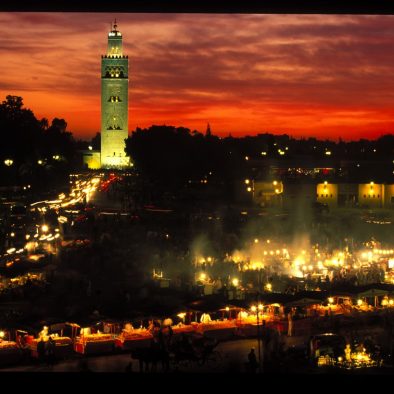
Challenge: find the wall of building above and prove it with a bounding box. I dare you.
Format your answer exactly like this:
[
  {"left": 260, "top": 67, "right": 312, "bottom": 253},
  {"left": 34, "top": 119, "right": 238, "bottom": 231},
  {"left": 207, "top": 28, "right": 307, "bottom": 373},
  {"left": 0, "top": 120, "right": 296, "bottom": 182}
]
[
  {"left": 100, "top": 29, "right": 130, "bottom": 169},
  {"left": 384, "top": 184, "right": 394, "bottom": 208},
  {"left": 358, "top": 183, "right": 384, "bottom": 208},
  {"left": 253, "top": 181, "right": 283, "bottom": 207},
  {"left": 337, "top": 183, "right": 358, "bottom": 207},
  {"left": 282, "top": 183, "right": 316, "bottom": 209},
  {"left": 82, "top": 151, "right": 101, "bottom": 170},
  {"left": 239, "top": 181, "right": 394, "bottom": 209},
  {"left": 100, "top": 76, "right": 129, "bottom": 168},
  {"left": 316, "top": 182, "right": 338, "bottom": 208}
]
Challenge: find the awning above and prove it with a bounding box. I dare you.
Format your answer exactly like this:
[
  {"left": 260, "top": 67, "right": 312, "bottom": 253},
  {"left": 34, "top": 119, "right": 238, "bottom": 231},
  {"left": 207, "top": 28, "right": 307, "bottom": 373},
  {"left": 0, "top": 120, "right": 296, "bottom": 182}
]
[
  {"left": 357, "top": 288, "right": 388, "bottom": 298},
  {"left": 285, "top": 298, "right": 323, "bottom": 307},
  {"left": 187, "top": 296, "right": 228, "bottom": 312}
]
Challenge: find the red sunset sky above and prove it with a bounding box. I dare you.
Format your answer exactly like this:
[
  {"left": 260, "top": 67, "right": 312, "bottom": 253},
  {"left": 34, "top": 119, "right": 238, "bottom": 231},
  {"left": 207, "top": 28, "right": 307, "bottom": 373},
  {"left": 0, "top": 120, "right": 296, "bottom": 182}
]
[{"left": 1, "top": 13, "right": 394, "bottom": 141}]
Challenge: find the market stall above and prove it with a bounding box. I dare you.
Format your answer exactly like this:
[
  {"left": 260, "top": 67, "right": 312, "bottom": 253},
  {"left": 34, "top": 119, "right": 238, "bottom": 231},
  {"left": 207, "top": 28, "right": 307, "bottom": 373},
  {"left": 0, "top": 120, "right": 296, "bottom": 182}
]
[
  {"left": 28, "top": 336, "right": 73, "bottom": 359},
  {"left": 0, "top": 338, "right": 22, "bottom": 366},
  {"left": 233, "top": 303, "right": 283, "bottom": 337},
  {"left": 74, "top": 328, "right": 115, "bottom": 355},
  {"left": 172, "top": 322, "right": 196, "bottom": 336},
  {"left": 198, "top": 319, "right": 238, "bottom": 340},
  {"left": 26, "top": 325, "right": 73, "bottom": 359},
  {"left": 114, "top": 323, "right": 153, "bottom": 351}
]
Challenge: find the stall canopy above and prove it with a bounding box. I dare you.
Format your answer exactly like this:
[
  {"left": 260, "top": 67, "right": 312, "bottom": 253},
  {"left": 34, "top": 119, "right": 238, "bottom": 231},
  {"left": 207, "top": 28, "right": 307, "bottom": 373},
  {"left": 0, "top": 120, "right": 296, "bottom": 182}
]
[
  {"left": 285, "top": 298, "right": 323, "bottom": 308},
  {"left": 293, "top": 291, "right": 328, "bottom": 301},
  {"left": 49, "top": 323, "right": 68, "bottom": 332},
  {"left": 187, "top": 295, "right": 228, "bottom": 312},
  {"left": 225, "top": 299, "right": 249, "bottom": 310},
  {"left": 357, "top": 288, "right": 388, "bottom": 298},
  {"left": 259, "top": 293, "right": 294, "bottom": 305}
]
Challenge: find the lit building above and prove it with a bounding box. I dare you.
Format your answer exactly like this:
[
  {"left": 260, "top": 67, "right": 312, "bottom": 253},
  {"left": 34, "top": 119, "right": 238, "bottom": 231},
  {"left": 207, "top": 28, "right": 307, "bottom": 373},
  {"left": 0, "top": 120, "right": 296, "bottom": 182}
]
[
  {"left": 253, "top": 181, "right": 284, "bottom": 207},
  {"left": 384, "top": 184, "right": 394, "bottom": 207},
  {"left": 359, "top": 182, "right": 383, "bottom": 208},
  {"left": 240, "top": 180, "right": 394, "bottom": 209},
  {"left": 100, "top": 20, "right": 130, "bottom": 169},
  {"left": 81, "top": 150, "right": 101, "bottom": 170},
  {"left": 316, "top": 182, "right": 338, "bottom": 208}
]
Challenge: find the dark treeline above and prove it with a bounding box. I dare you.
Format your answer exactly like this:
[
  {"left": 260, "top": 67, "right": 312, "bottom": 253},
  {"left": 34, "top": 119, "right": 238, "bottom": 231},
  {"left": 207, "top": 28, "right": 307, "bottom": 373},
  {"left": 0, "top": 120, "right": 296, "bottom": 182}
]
[
  {"left": 125, "top": 125, "right": 246, "bottom": 189},
  {"left": 125, "top": 125, "right": 394, "bottom": 190},
  {"left": 0, "top": 95, "right": 87, "bottom": 189},
  {"left": 2, "top": 94, "right": 394, "bottom": 191}
]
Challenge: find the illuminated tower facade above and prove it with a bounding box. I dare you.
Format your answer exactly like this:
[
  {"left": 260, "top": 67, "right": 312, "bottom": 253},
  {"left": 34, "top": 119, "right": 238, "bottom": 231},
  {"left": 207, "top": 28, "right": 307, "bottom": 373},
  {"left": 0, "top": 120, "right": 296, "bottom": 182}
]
[{"left": 100, "top": 20, "right": 130, "bottom": 168}]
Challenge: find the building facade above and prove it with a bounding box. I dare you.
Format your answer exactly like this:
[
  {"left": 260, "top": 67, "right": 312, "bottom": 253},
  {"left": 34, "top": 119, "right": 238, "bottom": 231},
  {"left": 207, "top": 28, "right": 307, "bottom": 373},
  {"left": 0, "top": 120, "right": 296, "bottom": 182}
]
[
  {"left": 243, "top": 180, "right": 394, "bottom": 209},
  {"left": 100, "top": 21, "right": 130, "bottom": 169}
]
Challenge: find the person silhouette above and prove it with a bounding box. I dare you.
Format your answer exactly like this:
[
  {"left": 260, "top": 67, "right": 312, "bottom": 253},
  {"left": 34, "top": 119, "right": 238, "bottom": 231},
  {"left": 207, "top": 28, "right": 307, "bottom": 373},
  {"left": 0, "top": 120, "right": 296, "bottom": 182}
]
[{"left": 247, "top": 348, "right": 258, "bottom": 373}]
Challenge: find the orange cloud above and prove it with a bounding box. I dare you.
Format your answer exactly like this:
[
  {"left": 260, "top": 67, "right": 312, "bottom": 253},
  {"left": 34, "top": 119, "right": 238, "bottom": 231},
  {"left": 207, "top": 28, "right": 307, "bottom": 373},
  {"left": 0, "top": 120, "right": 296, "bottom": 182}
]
[{"left": 1, "top": 13, "right": 394, "bottom": 140}]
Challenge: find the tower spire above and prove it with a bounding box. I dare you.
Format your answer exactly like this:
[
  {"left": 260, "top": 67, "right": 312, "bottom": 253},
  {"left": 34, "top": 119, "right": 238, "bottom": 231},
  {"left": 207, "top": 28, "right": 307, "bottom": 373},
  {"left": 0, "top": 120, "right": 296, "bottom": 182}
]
[
  {"left": 113, "top": 18, "right": 118, "bottom": 31},
  {"left": 206, "top": 122, "right": 211, "bottom": 137}
]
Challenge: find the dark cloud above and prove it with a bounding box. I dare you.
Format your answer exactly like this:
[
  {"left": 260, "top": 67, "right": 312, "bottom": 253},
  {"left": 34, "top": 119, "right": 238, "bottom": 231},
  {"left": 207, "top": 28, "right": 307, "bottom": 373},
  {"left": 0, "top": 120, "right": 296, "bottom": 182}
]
[{"left": 1, "top": 13, "right": 394, "bottom": 139}]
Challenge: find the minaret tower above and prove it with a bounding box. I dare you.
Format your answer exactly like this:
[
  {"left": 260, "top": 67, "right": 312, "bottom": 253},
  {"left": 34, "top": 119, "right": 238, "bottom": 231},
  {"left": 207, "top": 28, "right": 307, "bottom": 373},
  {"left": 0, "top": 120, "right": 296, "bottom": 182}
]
[{"left": 100, "top": 20, "right": 130, "bottom": 168}]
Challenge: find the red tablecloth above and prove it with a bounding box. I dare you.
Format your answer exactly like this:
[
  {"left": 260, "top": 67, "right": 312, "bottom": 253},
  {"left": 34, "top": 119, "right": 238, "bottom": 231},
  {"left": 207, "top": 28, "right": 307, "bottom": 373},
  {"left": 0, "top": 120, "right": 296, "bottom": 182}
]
[
  {"left": 74, "top": 339, "right": 115, "bottom": 355},
  {"left": 115, "top": 336, "right": 152, "bottom": 350}
]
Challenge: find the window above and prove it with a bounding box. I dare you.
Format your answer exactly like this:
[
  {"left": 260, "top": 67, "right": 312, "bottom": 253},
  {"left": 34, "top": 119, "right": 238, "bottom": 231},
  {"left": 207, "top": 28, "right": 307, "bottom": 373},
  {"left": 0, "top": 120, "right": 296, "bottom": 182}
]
[
  {"left": 378, "top": 194, "right": 380, "bottom": 198},
  {"left": 330, "top": 194, "right": 333, "bottom": 198},
  {"left": 364, "top": 194, "right": 366, "bottom": 198},
  {"left": 321, "top": 194, "right": 324, "bottom": 198}
]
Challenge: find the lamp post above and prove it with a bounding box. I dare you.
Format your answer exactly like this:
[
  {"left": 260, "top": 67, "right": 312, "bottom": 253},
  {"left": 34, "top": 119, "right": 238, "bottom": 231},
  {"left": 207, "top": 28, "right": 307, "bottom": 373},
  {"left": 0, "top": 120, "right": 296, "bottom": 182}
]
[
  {"left": 245, "top": 179, "right": 255, "bottom": 201},
  {"left": 257, "top": 303, "right": 264, "bottom": 373},
  {"left": 252, "top": 303, "right": 264, "bottom": 373}
]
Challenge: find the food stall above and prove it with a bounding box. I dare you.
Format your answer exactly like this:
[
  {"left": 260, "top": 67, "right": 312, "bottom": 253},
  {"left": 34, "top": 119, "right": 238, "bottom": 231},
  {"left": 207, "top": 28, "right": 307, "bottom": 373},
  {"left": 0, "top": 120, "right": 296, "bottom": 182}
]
[
  {"left": 187, "top": 309, "right": 238, "bottom": 340},
  {"left": 74, "top": 327, "right": 115, "bottom": 355},
  {"left": 28, "top": 336, "right": 73, "bottom": 359},
  {"left": 172, "top": 323, "right": 196, "bottom": 335},
  {"left": 114, "top": 323, "right": 153, "bottom": 351},
  {"left": 198, "top": 319, "right": 238, "bottom": 340},
  {"left": 356, "top": 288, "right": 389, "bottom": 309},
  {"left": 26, "top": 325, "right": 73, "bottom": 359},
  {"left": 0, "top": 331, "right": 22, "bottom": 366},
  {"left": 232, "top": 301, "right": 284, "bottom": 337}
]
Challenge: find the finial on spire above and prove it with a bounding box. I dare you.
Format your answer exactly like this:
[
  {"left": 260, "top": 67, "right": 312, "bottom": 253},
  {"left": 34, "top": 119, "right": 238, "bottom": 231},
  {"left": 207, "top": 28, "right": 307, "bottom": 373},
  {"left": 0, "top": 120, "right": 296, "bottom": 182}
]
[{"left": 113, "top": 18, "right": 118, "bottom": 31}]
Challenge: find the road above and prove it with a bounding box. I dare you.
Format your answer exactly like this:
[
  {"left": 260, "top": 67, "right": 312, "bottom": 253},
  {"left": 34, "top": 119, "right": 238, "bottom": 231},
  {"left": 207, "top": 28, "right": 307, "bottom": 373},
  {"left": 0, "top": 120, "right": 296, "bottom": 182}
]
[{"left": 1, "top": 338, "right": 264, "bottom": 373}]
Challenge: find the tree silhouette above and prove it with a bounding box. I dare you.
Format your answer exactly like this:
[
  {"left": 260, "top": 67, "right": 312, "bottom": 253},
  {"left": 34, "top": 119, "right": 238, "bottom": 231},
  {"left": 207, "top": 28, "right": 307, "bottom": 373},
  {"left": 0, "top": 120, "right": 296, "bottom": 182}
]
[{"left": 0, "top": 95, "right": 78, "bottom": 188}]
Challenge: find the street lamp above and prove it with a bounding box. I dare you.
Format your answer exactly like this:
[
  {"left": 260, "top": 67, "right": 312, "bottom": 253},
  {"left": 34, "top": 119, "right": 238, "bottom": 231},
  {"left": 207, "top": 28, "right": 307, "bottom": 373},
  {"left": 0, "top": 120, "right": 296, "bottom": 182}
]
[
  {"left": 4, "top": 159, "right": 13, "bottom": 166},
  {"left": 251, "top": 303, "right": 264, "bottom": 373},
  {"left": 246, "top": 179, "right": 255, "bottom": 200}
]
